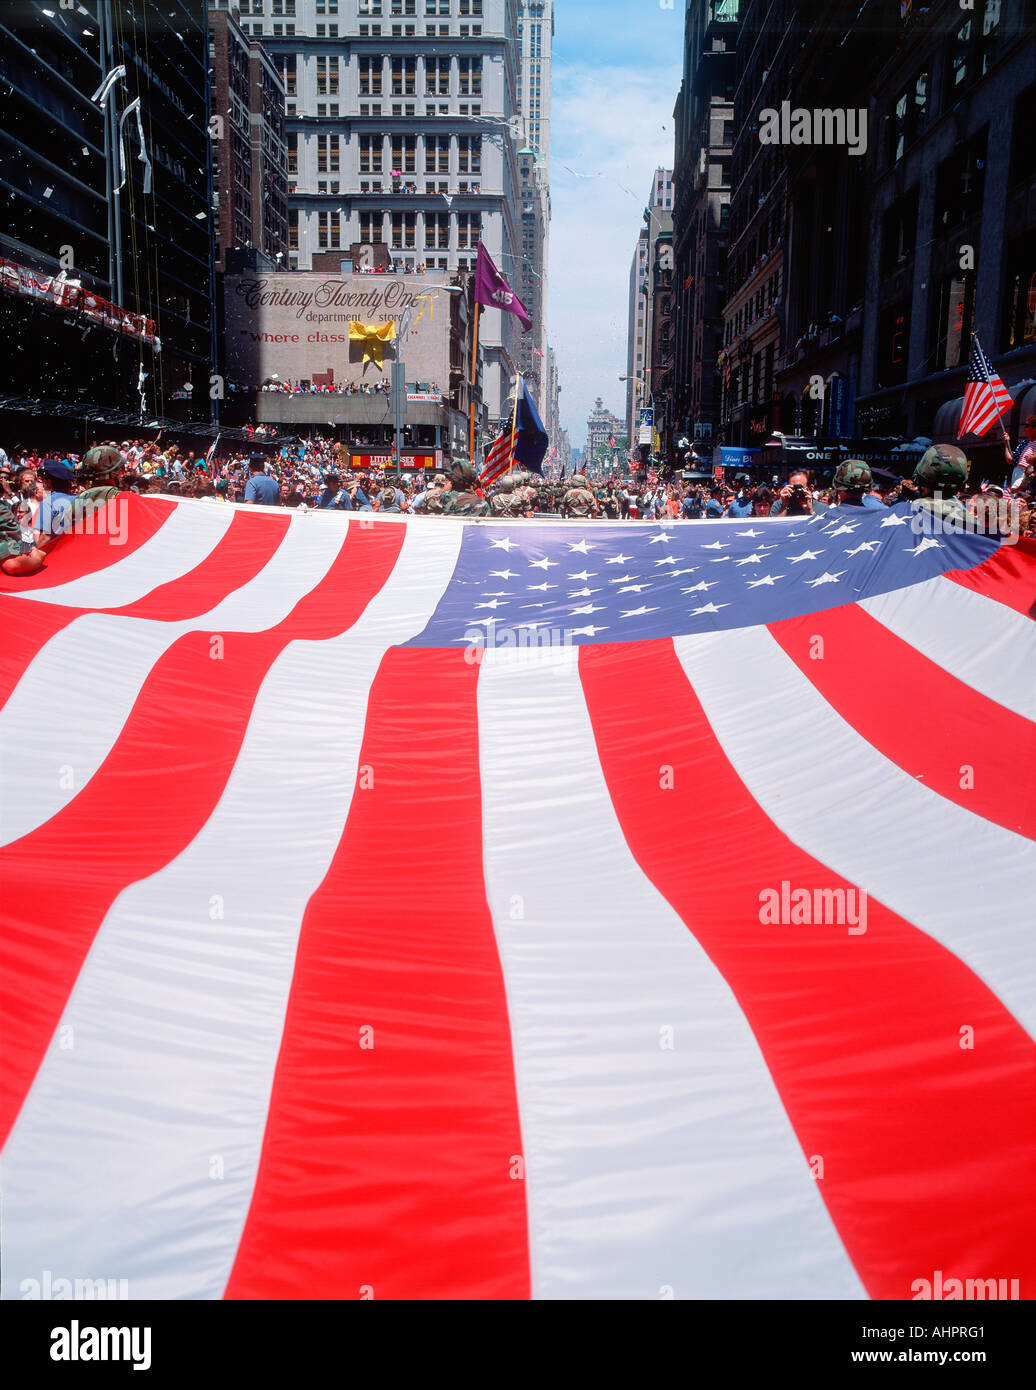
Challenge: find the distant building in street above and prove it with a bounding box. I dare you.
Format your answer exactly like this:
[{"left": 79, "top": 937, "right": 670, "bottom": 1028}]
[
  {"left": 585, "top": 395, "right": 625, "bottom": 474},
  {"left": 209, "top": 5, "right": 290, "bottom": 273},
  {"left": 253, "top": 0, "right": 523, "bottom": 425},
  {"left": 513, "top": 1, "right": 553, "bottom": 423}
]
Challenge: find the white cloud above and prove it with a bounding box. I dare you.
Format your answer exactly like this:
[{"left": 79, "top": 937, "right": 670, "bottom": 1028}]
[{"left": 548, "top": 62, "right": 680, "bottom": 445}]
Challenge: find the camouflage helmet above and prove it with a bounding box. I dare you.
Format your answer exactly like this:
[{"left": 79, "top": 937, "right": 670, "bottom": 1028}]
[
  {"left": 569, "top": 473, "right": 588, "bottom": 489},
  {"left": 833, "top": 458, "right": 873, "bottom": 492},
  {"left": 80, "top": 444, "right": 122, "bottom": 477},
  {"left": 914, "top": 444, "right": 968, "bottom": 492},
  {"left": 451, "top": 460, "right": 478, "bottom": 489},
  {"left": 508, "top": 470, "right": 535, "bottom": 490}
]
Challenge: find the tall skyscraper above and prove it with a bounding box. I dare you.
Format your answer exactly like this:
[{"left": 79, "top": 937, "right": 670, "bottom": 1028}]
[{"left": 257, "top": 0, "right": 524, "bottom": 422}]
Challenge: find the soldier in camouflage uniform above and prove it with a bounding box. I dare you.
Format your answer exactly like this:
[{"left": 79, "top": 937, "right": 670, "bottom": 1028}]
[
  {"left": 911, "top": 444, "right": 968, "bottom": 521},
  {"left": 561, "top": 472, "right": 599, "bottom": 519},
  {"left": 73, "top": 445, "right": 123, "bottom": 522},
  {"left": 440, "top": 461, "right": 489, "bottom": 517},
  {"left": 490, "top": 470, "right": 539, "bottom": 518},
  {"left": 831, "top": 458, "right": 884, "bottom": 509}
]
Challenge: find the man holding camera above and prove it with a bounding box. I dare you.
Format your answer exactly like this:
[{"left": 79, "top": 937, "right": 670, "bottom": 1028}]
[{"left": 769, "top": 470, "right": 815, "bottom": 517}]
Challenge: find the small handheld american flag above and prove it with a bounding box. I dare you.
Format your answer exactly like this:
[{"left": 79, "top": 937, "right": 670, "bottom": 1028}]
[
  {"left": 480, "top": 428, "right": 515, "bottom": 485},
  {"left": 958, "top": 337, "right": 1013, "bottom": 439}
]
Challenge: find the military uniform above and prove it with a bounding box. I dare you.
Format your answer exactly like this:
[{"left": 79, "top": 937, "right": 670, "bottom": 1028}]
[
  {"left": 440, "top": 461, "right": 489, "bottom": 517},
  {"left": 562, "top": 473, "right": 598, "bottom": 518},
  {"left": 72, "top": 445, "right": 122, "bottom": 521},
  {"left": 832, "top": 458, "right": 884, "bottom": 508},
  {"left": 911, "top": 444, "right": 968, "bottom": 521},
  {"left": 0, "top": 499, "right": 24, "bottom": 563}
]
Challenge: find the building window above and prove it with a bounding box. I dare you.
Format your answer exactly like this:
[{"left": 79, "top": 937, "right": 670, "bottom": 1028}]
[
  {"left": 456, "top": 212, "right": 480, "bottom": 249},
  {"left": 457, "top": 135, "right": 481, "bottom": 174},
  {"left": 360, "top": 211, "right": 384, "bottom": 243},
  {"left": 881, "top": 189, "right": 918, "bottom": 272},
  {"left": 425, "top": 135, "right": 449, "bottom": 173},
  {"left": 391, "top": 136, "right": 417, "bottom": 173},
  {"left": 359, "top": 56, "right": 382, "bottom": 95},
  {"left": 391, "top": 211, "right": 416, "bottom": 248},
  {"left": 458, "top": 56, "right": 482, "bottom": 96},
  {"left": 360, "top": 134, "right": 383, "bottom": 173},
  {"left": 425, "top": 211, "right": 449, "bottom": 248},
  {"left": 288, "top": 209, "right": 298, "bottom": 249},
  {"left": 425, "top": 55, "right": 450, "bottom": 95},
  {"left": 391, "top": 56, "right": 417, "bottom": 95},
  {"left": 934, "top": 129, "right": 987, "bottom": 235},
  {"left": 931, "top": 273, "right": 975, "bottom": 371}
]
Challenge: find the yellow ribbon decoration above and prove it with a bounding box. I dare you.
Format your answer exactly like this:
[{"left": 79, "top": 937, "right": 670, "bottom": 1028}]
[{"left": 349, "top": 320, "right": 396, "bottom": 369}]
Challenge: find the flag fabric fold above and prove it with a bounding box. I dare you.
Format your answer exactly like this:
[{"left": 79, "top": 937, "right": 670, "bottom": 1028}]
[{"left": 1, "top": 496, "right": 1033, "bottom": 1302}]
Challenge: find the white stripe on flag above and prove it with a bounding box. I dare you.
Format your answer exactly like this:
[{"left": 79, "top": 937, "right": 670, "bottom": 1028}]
[
  {"left": 0, "top": 525, "right": 464, "bottom": 1301},
  {"left": 476, "top": 648, "right": 866, "bottom": 1300},
  {"left": 0, "top": 512, "right": 340, "bottom": 847},
  {"left": 673, "top": 625, "right": 1036, "bottom": 1043},
  {"left": 860, "top": 576, "right": 1036, "bottom": 721},
  {"left": 11, "top": 499, "right": 231, "bottom": 610}
]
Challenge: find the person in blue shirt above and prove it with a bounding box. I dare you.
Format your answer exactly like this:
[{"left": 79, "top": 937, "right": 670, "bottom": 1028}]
[
  {"left": 243, "top": 456, "right": 280, "bottom": 505},
  {"left": 316, "top": 473, "right": 352, "bottom": 509},
  {"left": 705, "top": 488, "right": 726, "bottom": 518},
  {"left": 727, "top": 474, "right": 755, "bottom": 518},
  {"left": 34, "top": 458, "right": 77, "bottom": 542}
]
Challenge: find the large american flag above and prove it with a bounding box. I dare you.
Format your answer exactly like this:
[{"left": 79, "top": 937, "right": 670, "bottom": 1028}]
[
  {"left": 958, "top": 338, "right": 1014, "bottom": 438},
  {"left": 1, "top": 495, "right": 1033, "bottom": 1300}
]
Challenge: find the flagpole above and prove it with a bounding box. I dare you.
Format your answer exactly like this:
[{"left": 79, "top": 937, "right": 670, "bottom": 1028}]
[
  {"left": 468, "top": 299, "right": 480, "bottom": 463},
  {"left": 507, "top": 373, "right": 520, "bottom": 476},
  {"left": 972, "top": 333, "right": 1013, "bottom": 462}
]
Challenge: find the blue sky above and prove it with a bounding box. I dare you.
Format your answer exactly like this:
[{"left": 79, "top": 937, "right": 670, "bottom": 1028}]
[{"left": 548, "top": 0, "right": 684, "bottom": 445}]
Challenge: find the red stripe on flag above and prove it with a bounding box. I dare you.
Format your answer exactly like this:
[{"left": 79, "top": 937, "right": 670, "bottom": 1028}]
[
  {"left": 0, "top": 522, "right": 404, "bottom": 1150},
  {"left": 769, "top": 605, "right": 1035, "bottom": 839},
  {"left": 0, "top": 495, "right": 173, "bottom": 594},
  {"left": 0, "top": 511, "right": 291, "bottom": 713},
  {"left": 943, "top": 538, "right": 1036, "bottom": 619},
  {"left": 224, "top": 647, "right": 530, "bottom": 1301},
  {"left": 579, "top": 638, "right": 1036, "bottom": 1301}
]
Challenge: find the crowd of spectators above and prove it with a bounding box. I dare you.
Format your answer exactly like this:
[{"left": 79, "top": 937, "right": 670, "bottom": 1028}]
[{"left": 2, "top": 432, "right": 1033, "bottom": 576}]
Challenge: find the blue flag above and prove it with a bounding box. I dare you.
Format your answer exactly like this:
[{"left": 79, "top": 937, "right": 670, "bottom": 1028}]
[{"left": 514, "top": 378, "right": 548, "bottom": 474}]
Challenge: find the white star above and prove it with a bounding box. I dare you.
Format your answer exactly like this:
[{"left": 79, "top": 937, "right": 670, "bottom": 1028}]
[
  {"left": 570, "top": 625, "right": 608, "bottom": 637},
  {"left": 736, "top": 528, "right": 763, "bottom": 537},
  {"left": 521, "top": 602, "right": 550, "bottom": 609},
  {"left": 648, "top": 532, "right": 673, "bottom": 544},
  {"left": 668, "top": 567, "right": 699, "bottom": 577},
  {"left": 481, "top": 591, "right": 513, "bottom": 597},
  {"left": 805, "top": 571, "right": 847, "bottom": 588},
  {"left": 529, "top": 556, "right": 558, "bottom": 570},
  {"left": 734, "top": 554, "right": 764, "bottom": 566},
  {"left": 620, "top": 605, "right": 659, "bottom": 617},
  {"left": 845, "top": 540, "right": 881, "bottom": 556},
  {"left": 468, "top": 615, "right": 502, "bottom": 626},
  {"left": 609, "top": 574, "right": 638, "bottom": 584},
  {"left": 690, "top": 602, "right": 729, "bottom": 615},
  {"left": 568, "top": 569, "right": 596, "bottom": 581},
  {"left": 787, "top": 549, "right": 824, "bottom": 563},
  {"left": 570, "top": 603, "right": 604, "bottom": 615},
  {"left": 753, "top": 543, "right": 778, "bottom": 552},
  {"left": 824, "top": 522, "right": 860, "bottom": 538},
  {"left": 807, "top": 512, "right": 827, "bottom": 524},
  {"left": 880, "top": 512, "right": 909, "bottom": 528},
  {"left": 515, "top": 620, "right": 545, "bottom": 629},
  {"left": 490, "top": 569, "right": 518, "bottom": 580},
  {"left": 654, "top": 555, "right": 679, "bottom": 566},
  {"left": 701, "top": 540, "right": 729, "bottom": 550},
  {"left": 567, "top": 540, "right": 593, "bottom": 554},
  {"left": 681, "top": 581, "right": 716, "bottom": 593},
  {"left": 605, "top": 553, "right": 632, "bottom": 565},
  {"left": 568, "top": 587, "right": 602, "bottom": 597},
  {"left": 489, "top": 537, "right": 517, "bottom": 551},
  {"left": 910, "top": 537, "right": 944, "bottom": 555},
  {"left": 786, "top": 530, "right": 806, "bottom": 538},
  {"left": 710, "top": 556, "right": 732, "bottom": 563},
  {"left": 746, "top": 574, "right": 785, "bottom": 588},
  {"left": 618, "top": 583, "right": 650, "bottom": 593},
  {"left": 474, "top": 599, "right": 507, "bottom": 609},
  {"left": 528, "top": 581, "right": 558, "bottom": 591}
]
